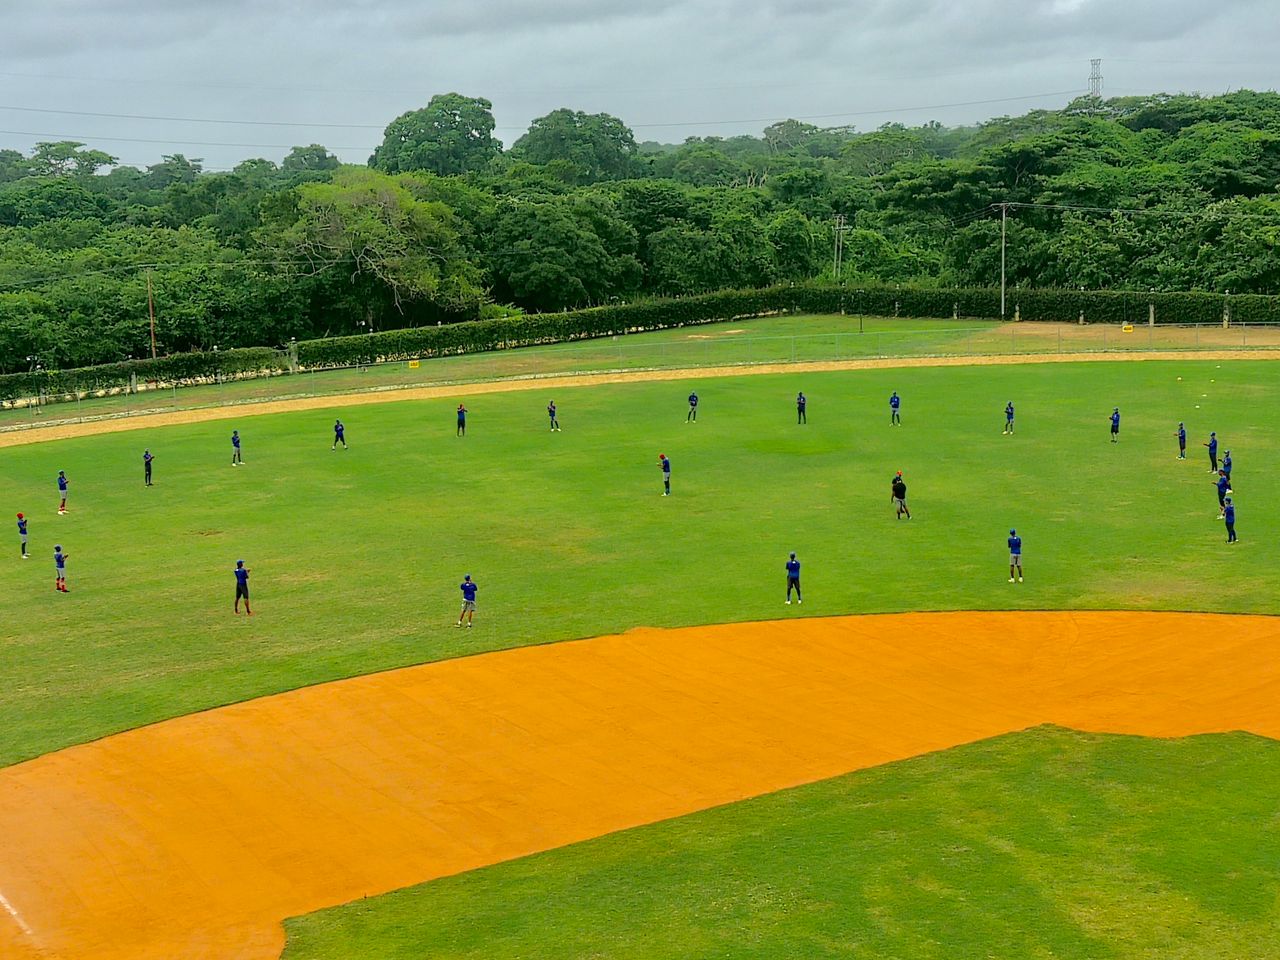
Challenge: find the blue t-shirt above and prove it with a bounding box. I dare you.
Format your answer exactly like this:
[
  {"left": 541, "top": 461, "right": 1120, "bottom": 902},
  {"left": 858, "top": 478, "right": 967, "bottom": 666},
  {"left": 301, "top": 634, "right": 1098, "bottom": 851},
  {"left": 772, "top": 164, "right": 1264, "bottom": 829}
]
[
  {"left": 1209, "top": 437, "right": 1218, "bottom": 454},
  {"left": 786, "top": 559, "right": 800, "bottom": 578},
  {"left": 1008, "top": 536, "right": 1022, "bottom": 555},
  {"left": 144, "top": 452, "right": 153, "bottom": 465},
  {"left": 1006, "top": 403, "right": 1014, "bottom": 420},
  {"left": 797, "top": 394, "right": 806, "bottom": 409},
  {"left": 335, "top": 422, "right": 344, "bottom": 435},
  {"left": 661, "top": 458, "right": 671, "bottom": 474},
  {"left": 547, "top": 403, "right": 556, "bottom": 418},
  {"left": 1225, "top": 504, "right": 1236, "bottom": 523},
  {"left": 890, "top": 394, "right": 900, "bottom": 409},
  {"left": 232, "top": 433, "right": 241, "bottom": 448},
  {"left": 1111, "top": 412, "right": 1120, "bottom": 428},
  {"left": 457, "top": 407, "right": 466, "bottom": 422},
  {"left": 1223, "top": 455, "right": 1232, "bottom": 474},
  {"left": 461, "top": 580, "right": 478, "bottom": 601},
  {"left": 55, "top": 551, "right": 66, "bottom": 569},
  {"left": 688, "top": 394, "right": 698, "bottom": 407},
  {"left": 58, "top": 475, "right": 68, "bottom": 492},
  {"left": 17, "top": 518, "right": 27, "bottom": 538},
  {"left": 1217, "top": 476, "right": 1230, "bottom": 495},
  {"left": 235, "top": 567, "right": 249, "bottom": 585},
  {"left": 1178, "top": 427, "right": 1186, "bottom": 444}
]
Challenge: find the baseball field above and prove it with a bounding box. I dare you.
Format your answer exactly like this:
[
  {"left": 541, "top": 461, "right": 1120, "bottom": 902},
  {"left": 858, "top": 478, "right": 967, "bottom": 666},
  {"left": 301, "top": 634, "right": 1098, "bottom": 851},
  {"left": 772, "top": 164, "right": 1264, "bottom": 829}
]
[{"left": 0, "top": 319, "right": 1277, "bottom": 959}]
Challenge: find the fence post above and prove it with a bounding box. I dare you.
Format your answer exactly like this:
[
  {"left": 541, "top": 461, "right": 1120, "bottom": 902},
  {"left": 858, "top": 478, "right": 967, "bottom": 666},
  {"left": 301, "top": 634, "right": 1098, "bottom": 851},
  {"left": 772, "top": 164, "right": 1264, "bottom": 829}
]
[{"left": 288, "top": 338, "right": 299, "bottom": 374}]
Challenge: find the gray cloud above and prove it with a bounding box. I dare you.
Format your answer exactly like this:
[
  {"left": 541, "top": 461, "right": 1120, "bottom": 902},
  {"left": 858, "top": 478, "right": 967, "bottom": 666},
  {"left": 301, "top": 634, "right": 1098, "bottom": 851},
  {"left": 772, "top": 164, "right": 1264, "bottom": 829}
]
[{"left": 0, "top": 0, "right": 1276, "bottom": 169}]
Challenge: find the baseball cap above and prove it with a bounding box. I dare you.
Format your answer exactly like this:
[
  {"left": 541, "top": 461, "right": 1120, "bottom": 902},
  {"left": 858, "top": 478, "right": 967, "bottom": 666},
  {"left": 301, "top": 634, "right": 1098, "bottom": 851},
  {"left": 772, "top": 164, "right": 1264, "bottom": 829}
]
[
  {"left": 1010, "top": 529, "right": 1016, "bottom": 535},
  {"left": 16, "top": 512, "right": 22, "bottom": 519},
  {"left": 55, "top": 544, "right": 61, "bottom": 551}
]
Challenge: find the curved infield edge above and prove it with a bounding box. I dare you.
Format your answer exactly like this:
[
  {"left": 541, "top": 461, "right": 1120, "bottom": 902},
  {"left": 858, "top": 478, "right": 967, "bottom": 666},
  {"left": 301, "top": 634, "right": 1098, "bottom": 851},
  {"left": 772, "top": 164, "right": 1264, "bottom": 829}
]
[{"left": 0, "top": 610, "right": 1277, "bottom": 959}]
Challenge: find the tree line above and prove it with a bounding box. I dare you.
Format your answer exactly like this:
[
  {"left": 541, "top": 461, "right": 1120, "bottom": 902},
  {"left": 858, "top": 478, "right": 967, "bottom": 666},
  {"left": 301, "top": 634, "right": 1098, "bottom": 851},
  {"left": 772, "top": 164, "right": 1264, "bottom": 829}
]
[{"left": 3, "top": 89, "right": 1280, "bottom": 371}]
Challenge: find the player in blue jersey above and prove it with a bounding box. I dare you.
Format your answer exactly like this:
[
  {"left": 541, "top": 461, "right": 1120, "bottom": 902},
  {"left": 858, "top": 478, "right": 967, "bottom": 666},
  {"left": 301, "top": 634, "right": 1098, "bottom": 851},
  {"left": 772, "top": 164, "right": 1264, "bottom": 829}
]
[
  {"left": 456, "top": 403, "right": 467, "bottom": 437},
  {"left": 1203, "top": 431, "right": 1218, "bottom": 472},
  {"left": 1213, "top": 470, "right": 1231, "bottom": 519},
  {"left": 231, "top": 430, "right": 243, "bottom": 466},
  {"left": 1003, "top": 401, "right": 1015, "bottom": 435},
  {"left": 796, "top": 392, "right": 807, "bottom": 425},
  {"left": 1176, "top": 422, "right": 1186, "bottom": 459},
  {"left": 143, "top": 449, "right": 154, "bottom": 486},
  {"left": 57, "top": 470, "right": 69, "bottom": 514},
  {"left": 17, "top": 513, "right": 28, "bottom": 559},
  {"left": 234, "top": 559, "right": 252, "bottom": 615},
  {"left": 54, "top": 544, "right": 68, "bottom": 592},
  {"left": 1007, "top": 529, "right": 1023, "bottom": 583},
  {"left": 658, "top": 453, "right": 671, "bottom": 496},
  {"left": 686, "top": 391, "right": 699, "bottom": 422},
  {"left": 333, "top": 419, "right": 347, "bottom": 450},
  {"left": 1224, "top": 497, "right": 1238, "bottom": 543},
  {"left": 547, "top": 400, "right": 560, "bottom": 432},
  {"left": 456, "top": 574, "right": 478, "bottom": 627},
  {"left": 785, "top": 552, "right": 802, "bottom": 604},
  {"left": 890, "top": 391, "right": 901, "bottom": 425},
  {"left": 1109, "top": 408, "right": 1120, "bottom": 442},
  {"left": 1222, "top": 449, "right": 1232, "bottom": 482}
]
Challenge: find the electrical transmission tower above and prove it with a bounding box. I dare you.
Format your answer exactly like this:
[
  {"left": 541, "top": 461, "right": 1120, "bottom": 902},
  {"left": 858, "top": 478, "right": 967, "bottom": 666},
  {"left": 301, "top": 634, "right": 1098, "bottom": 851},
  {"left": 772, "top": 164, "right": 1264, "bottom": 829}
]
[
  {"left": 1089, "top": 59, "right": 1103, "bottom": 100},
  {"left": 832, "top": 214, "right": 849, "bottom": 279}
]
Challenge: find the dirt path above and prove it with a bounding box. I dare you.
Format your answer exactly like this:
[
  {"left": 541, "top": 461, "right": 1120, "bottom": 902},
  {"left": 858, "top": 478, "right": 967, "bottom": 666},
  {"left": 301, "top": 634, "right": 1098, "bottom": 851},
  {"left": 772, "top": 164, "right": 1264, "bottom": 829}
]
[
  {"left": 0, "top": 611, "right": 1275, "bottom": 960},
  {"left": 0, "top": 349, "right": 1269, "bottom": 448}
]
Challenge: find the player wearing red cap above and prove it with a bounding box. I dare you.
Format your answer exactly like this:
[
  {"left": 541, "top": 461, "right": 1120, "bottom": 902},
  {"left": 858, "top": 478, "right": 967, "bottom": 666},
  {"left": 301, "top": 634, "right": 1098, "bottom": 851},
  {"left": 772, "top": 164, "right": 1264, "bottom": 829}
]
[
  {"left": 17, "top": 513, "right": 28, "bottom": 559},
  {"left": 658, "top": 453, "right": 671, "bottom": 496}
]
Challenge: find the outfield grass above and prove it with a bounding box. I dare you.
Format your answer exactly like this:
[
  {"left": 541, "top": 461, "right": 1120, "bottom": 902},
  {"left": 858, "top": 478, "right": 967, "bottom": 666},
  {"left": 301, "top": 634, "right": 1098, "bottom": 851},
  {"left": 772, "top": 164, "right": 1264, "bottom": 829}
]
[
  {"left": 0, "top": 315, "right": 996, "bottom": 431},
  {"left": 0, "top": 358, "right": 1274, "bottom": 766},
  {"left": 281, "top": 726, "right": 1280, "bottom": 960}
]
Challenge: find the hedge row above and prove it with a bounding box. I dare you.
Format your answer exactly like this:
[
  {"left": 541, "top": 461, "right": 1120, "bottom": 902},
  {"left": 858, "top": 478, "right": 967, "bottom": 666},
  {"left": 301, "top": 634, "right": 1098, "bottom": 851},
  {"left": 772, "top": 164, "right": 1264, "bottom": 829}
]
[
  {"left": 1, "top": 284, "right": 1271, "bottom": 403},
  {"left": 0, "top": 347, "right": 285, "bottom": 403}
]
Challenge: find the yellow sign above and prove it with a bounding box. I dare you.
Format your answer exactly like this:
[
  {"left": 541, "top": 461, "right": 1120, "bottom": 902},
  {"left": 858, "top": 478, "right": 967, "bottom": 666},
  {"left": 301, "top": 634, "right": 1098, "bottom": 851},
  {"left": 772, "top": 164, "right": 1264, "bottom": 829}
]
[
  {"left": 1122, "top": 324, "right": 1134, "bottom": 333},
  {"left": 408, "top": 360, "right": 421, "bottom": 369}
]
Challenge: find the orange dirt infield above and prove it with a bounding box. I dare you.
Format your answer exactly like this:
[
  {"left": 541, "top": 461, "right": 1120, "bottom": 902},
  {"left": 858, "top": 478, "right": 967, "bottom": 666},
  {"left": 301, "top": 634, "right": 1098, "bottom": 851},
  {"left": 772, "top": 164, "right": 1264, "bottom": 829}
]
[{"left": 1, "top": 611, "right": 1277, "bottom": 959}]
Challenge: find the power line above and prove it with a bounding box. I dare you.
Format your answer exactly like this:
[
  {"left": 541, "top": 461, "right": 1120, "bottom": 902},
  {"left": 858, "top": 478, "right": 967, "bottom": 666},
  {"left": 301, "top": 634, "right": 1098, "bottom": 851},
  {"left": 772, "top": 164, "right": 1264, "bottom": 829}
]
[{"left": 0, "top": 103, "right": 385, "bottom": 130}]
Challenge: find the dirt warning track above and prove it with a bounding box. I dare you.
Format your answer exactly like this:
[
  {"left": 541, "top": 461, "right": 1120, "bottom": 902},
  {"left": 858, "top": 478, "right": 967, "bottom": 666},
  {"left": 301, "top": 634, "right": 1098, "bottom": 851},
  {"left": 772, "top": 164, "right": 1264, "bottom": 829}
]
[{"left": 0, "top": 611, "right": 1277, "bottom": 959}]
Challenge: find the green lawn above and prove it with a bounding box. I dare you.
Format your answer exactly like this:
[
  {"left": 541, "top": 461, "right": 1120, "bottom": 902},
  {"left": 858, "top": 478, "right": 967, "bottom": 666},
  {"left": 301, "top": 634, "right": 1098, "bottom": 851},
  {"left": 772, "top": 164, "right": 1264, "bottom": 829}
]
[
  {"left": 0, "top": 358, "right": 1273, "bottom": 766},
  {"left": 282, "top": 726, "right": 1280, "bottom": 960},
  {"left": 0, "top": 314, "right": 998, "bottom": 431}
]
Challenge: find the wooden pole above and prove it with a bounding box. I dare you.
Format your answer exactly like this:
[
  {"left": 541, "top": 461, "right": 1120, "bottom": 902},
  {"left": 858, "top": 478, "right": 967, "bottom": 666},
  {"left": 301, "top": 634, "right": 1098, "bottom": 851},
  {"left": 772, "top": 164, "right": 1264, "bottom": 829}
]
[{"left": 147, "top": 270, "right": 158, "bottom": 360}]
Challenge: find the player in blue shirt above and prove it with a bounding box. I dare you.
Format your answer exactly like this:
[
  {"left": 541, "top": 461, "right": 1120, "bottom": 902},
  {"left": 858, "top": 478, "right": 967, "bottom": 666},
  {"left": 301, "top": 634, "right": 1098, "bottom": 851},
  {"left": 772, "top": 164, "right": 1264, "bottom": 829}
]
[
  {"left": 456, "top": 574, "right": 478, "bottom": 627},
  {"left": 1176, "top": 422, "right": 1186, "bottom": 460},
  {"left": 1224, "top": 497, "right": 1238, "bottom": 543},
  {"left": 658, "top": 453, "right": 671, "bottom": 496},
  {"left": 456, "top": 403, "right": 467, "bottom": 437},
  {"left": 143, "top": 449, "right": 154, "bottom": 486},
  {"left": 785, "top": 552, "right": 802, "bottom": 604},
  {"left": 1003, "top": 401, "right": 1015, "bottom": 435},
  {"left": 547, "top": 400, "right": 560, "bottom": 432},
  {"left": 1203, "top": 431, "right": 1218, "bottom": 472},
  {"left": 1109, "top": 408, "right": 1120, "bottom": 442},
  {"left": 231, "top": 430, "right": 243, "bottom": 466},
  {"left": 333, "top": 419, "right": 347, "bottom": 450},
  {"left": 1007, "top": 529, "right": 1023, "bottom": 583},
  {"left": 234, "top": 559, "right": 252, "bottom": 615},
  {"left": 57, "top": 470, "right": 69, "bottom": 514},
  {"left": 796, "top": 392, "right": 807, "bottom": 425},
  {"left": 17, "top": 513, "right": 28, "bottom": 559},
  {"left": 890, "top": 391, "right": 901, "bottom": 425},
  {"left": 1222, "top": 449, "right": 1232, "bottom": 482},
  {"left": 686, "top": 392, "right": 699, "bottom": 422},
  {"left": 1213, "top": 470, "right": 1231, "bottom": 519},
  {"left": 54, "top": 544, "right": 68, "bottom": 592}
]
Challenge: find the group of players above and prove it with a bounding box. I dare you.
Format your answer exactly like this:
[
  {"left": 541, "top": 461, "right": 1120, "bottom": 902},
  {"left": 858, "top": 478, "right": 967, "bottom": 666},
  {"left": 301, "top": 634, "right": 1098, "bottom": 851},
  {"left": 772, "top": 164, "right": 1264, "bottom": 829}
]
[{"left": 12, "top": 381, "right": 1240, "bottom": 615}]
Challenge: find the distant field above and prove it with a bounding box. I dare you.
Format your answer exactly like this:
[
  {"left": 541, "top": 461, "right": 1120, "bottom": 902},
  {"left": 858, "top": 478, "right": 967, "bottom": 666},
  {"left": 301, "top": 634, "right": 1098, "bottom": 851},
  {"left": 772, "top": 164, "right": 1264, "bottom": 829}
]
[
  {"left": 283, "top": 727, "right": 1280, "bottom": 960},
  {"left": 5, "top": 313, "right": 1274, "bottom": 433},
  {"left": 1, "top": 358, "right": 1273, "bottom": 766}
]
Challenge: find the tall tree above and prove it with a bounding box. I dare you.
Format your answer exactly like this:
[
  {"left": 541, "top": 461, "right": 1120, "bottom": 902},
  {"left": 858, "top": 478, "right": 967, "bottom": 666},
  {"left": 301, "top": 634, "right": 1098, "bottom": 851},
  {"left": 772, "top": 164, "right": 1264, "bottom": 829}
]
[
  {"left": 370, "top": 94, "right": 499, "bottom": 176},
  {"left": 283, "top": 144, "right": 340, "bottom": 173},
  {"left": 29, "top": 141, "right": 117, "bottom": 178},
  {"left": 511, "top": 109, "right": 638, "bottom": 184}
]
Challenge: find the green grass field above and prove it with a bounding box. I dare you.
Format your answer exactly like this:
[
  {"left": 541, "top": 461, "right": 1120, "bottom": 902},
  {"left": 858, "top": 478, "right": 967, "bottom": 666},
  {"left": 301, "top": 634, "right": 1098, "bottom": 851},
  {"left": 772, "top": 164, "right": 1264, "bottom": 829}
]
[
  {"left": 0, "top": 358, "right": 1272, "bottom": 766},
  {"left": 282, "top": 727, "right": 1280, "bottom": 960},
  {"left": 2, "top": 354, "right": 1276, "bottom": 958}
]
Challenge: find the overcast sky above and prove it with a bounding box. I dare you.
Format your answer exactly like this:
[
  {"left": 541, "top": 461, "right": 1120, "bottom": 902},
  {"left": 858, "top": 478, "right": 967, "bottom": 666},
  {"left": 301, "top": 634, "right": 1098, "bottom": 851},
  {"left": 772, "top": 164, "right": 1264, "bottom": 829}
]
[{"left": 1, "top": 0, "right": 1276, "bottom": 171}]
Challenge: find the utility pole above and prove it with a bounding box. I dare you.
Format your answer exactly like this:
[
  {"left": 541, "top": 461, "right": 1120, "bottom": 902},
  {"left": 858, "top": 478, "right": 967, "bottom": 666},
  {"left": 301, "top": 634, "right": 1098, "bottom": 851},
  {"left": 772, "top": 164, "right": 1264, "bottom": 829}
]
[
  {"left": 999, "top": 203, "right": 1008, "bottom": 319},
  {"left": 832, "top": 214, "right": 848, "bottom": 279},
  {"left": 146, "top": 269, "right": 158, "bottom": 360}
]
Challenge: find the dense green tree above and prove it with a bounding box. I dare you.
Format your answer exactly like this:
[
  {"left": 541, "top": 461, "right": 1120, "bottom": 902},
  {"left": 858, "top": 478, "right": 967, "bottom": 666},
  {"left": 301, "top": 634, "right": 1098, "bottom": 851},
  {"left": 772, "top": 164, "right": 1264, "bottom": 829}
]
[
  {"left": 370, "top": 94, "right": 499, "bottom": 176},
  {"left": 283, "top": 144, "right": 341, "bottom": 173},
  {"left": 512, "top": 109, "right": 638, "bottom": 184},
  {"left": 28, "top": 141, "right": 118, "bottom": 178}
]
